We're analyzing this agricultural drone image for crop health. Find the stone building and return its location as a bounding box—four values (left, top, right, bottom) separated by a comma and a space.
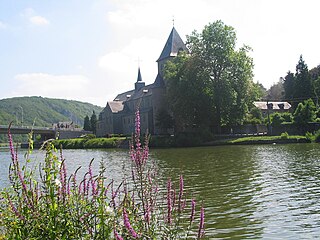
96, 27, 187, 136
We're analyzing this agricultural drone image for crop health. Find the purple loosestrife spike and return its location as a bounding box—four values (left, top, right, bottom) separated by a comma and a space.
178, 175, 184, 212
88, 159, 97, 196
7, 124, 16, 164
123, 208, 139, 239
114, 229, 123, 240
167, 178, 172, 225
8, 195, 24, 221
190, 199, 196, 223
198, 205, 205, 239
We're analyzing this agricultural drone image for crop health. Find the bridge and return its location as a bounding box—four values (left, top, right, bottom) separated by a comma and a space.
0, 125, 91, 141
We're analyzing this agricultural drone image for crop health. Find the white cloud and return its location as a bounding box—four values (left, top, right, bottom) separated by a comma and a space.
30, 16, 49, 26
13, 73, 92, 103
21, 8, 49, 26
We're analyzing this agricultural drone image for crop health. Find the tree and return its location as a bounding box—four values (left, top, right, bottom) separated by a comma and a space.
165, 52, 213, 131
166, 20, 254, 133
283, 71, 295, 100
295, 55, 313, 101
90, 111, 97, 134
293, 99, 316, 125
155, 109, 174, 133
267, 79, 284, 101
83, 115, 91, 131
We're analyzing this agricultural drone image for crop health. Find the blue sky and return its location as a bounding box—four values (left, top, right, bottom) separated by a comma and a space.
1, 0, 320, 106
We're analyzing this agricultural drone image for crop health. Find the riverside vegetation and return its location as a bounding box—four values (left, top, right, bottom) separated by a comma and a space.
0, 109, 205, 239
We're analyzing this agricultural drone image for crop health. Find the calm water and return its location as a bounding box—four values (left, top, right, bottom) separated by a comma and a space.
1, 144, 320, 239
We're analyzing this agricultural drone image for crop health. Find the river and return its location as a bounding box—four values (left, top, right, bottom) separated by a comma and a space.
1, 143, 320, 239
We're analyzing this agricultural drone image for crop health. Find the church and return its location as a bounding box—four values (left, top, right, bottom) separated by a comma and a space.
96, 27, 187, 137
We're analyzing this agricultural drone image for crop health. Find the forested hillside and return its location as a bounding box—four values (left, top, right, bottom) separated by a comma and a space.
0, 96, 103, 128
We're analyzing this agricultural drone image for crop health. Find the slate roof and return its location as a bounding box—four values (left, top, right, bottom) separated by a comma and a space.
254, 101, 291, 110
107, 101, 124, 113
157, 27, 187, 62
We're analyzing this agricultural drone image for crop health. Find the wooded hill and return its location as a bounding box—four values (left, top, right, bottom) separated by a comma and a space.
0, 96, 103, 128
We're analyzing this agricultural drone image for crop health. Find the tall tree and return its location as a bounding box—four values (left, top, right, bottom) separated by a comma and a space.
186, 20, 254, 132
294, 55, 313, 101
165, 52, 213, 131
90, 111, 97, 134
83, 115, 91, 131
283, 71, 295, 100
267, 79, 284, 101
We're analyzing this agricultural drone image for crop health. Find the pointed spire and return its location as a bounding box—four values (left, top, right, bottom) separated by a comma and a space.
157, 27, 187, 62
137, 67, 142, 82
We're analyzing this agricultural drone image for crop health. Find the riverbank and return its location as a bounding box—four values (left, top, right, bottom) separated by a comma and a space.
35, 133, 312, 149
53, 137, 127, 149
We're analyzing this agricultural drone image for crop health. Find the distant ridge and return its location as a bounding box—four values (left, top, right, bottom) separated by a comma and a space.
0, 96, 103, 128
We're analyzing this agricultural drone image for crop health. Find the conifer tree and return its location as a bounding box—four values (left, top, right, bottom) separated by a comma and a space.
83, 115, 91, 131
90, 111, 97, 134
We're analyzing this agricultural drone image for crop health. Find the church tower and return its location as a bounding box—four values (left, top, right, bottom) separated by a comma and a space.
156, 27, 187, 78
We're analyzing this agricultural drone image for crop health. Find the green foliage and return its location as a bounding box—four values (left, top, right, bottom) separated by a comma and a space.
305, 131, 314, 142
314, 130, 320, 142
281, 112, 293, 122
283, 56, 313, 108
83, 115, 91, 131
155, 109, 175, 132
90, 111, 97, 134
244, 106, 263, 124
270, 112, 284, 126
280, 132, 289, 139
54, 137, 125, 149
229, 135, 307, 144
0, 96, 102, 142
293, 99, 316, 125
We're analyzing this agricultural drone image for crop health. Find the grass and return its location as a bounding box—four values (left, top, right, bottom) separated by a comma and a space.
53, 137, 126, 149
229, 135, 307, 144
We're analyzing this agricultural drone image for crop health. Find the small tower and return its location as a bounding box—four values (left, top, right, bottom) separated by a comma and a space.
135, 67, 145, 91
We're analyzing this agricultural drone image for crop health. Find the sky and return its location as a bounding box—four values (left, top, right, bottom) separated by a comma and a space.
1, 0, 320, 107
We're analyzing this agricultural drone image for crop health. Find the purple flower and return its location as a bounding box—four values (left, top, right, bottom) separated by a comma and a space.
167, 178, 172, 225
88, 159, 97, 196
123, 208, 139, 238
198, 205, 205, 239
114, 229, 123, 240
178, 175, 184, 212
190, 199, 196, 223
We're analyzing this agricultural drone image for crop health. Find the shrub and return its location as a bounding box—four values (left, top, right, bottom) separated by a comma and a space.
305, 131, 314, 142
280, 132, 289, 140
314, 129, 320, 143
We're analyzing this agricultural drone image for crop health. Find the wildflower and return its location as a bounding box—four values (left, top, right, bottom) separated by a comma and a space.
167, 178, 172, 225
123, 208, 139, 238
190, 199, 196, 223
114, 229, 123, 240
198, 205, 205, 239
178, 175, 184, 212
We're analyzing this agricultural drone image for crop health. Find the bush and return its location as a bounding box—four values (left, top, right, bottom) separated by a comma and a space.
314, 129, 320, 143
305, 131, 314, 142
280, 132, 289, 140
